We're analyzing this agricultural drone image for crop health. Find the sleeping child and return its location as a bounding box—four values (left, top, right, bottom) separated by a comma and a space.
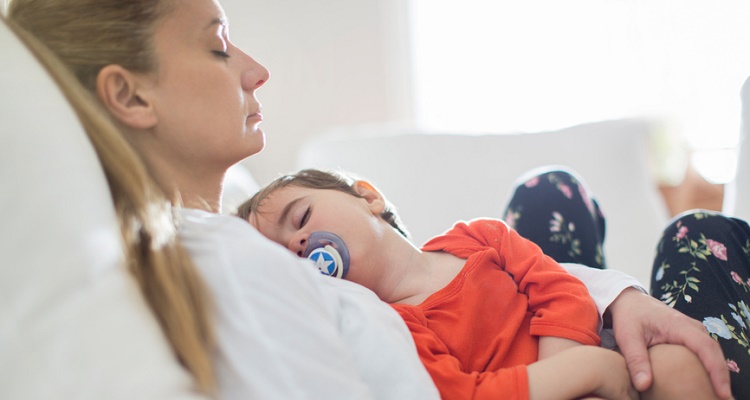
236, 168, 717, 400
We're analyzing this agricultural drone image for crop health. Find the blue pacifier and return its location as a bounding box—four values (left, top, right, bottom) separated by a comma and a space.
303, 231, 350, 279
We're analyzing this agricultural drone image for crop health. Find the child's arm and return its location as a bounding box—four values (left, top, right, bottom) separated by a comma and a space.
528, 346, 637, 400
398, 308, 636, 400
452, 220, 600, 346
537, 336, 582, 360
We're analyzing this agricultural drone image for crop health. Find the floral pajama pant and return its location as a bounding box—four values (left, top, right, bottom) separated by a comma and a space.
502, 168, 750, 398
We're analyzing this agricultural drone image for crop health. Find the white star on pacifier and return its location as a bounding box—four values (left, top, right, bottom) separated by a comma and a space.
311, 251, 334, 274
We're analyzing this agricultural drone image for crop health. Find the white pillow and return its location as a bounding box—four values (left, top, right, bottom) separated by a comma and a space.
221, 162, 260, 215
724, 76, 750, 221
0, 18, 206, 399
298, 120, 669, 287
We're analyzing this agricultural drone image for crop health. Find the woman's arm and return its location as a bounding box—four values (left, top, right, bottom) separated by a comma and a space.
608, 288, 730, 399
565, 264, 731, 400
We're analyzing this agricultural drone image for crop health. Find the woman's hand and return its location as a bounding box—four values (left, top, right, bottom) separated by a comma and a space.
528, 346, 637, 400
607, 288, 732, 400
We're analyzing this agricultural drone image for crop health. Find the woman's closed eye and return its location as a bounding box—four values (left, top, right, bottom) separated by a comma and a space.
212, 49, 230, 59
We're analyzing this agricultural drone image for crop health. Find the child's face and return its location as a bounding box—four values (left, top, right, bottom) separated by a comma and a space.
248, 185, 387, 285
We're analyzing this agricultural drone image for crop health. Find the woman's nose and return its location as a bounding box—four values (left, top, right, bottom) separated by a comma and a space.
289, 234, 308, 258
240, 54, 270, 92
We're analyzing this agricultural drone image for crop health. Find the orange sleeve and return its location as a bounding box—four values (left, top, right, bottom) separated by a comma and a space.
425, 219, 600, 345
397, 307, 530, 400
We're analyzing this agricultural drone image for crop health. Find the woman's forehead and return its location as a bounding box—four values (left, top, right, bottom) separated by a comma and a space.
156, 0, 227, 36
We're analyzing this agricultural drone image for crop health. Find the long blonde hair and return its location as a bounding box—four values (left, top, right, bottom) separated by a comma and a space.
5, 0, 215, 393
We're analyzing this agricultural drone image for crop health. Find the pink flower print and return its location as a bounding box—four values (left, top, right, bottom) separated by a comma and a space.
557, 183, 573, 199
524, 177, 540, 188
675, 226, 688, 240
732, 271, 743, 285
707, 239, 728, 261
727, 359, 740, 373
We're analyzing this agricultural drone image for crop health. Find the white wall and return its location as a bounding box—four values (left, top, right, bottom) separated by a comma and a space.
221, 0, 413, 184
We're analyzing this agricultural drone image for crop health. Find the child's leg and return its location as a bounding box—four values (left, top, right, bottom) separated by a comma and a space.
650, 211, 750, 398
641, 344, 717, 400
503, 167, 606, 269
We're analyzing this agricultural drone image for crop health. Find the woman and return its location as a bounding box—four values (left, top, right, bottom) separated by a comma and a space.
4, 0, 735, 398
6, 1, 436, 399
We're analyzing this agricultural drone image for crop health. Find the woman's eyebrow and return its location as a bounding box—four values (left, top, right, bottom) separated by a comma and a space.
278, 197, 306, 225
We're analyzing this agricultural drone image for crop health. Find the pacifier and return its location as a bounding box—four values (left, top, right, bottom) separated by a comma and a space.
303, 231, 350, 279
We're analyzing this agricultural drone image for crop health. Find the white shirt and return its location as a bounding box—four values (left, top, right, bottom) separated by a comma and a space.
177, 209, 645, 398
561, 263, 646, 349
177, 209, 439, 400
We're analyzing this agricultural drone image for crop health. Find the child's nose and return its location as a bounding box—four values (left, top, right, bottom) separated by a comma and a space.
290, 236, 307, 258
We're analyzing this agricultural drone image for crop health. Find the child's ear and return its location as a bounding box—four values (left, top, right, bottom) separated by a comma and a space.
353, 180, 386, 214
95, 65, 157, 130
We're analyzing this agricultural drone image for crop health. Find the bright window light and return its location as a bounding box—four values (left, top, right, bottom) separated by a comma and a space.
692, 149, 738, 184
408, 0, 750, 183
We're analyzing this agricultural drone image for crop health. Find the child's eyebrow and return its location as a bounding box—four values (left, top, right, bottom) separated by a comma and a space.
278, 196, 306, 225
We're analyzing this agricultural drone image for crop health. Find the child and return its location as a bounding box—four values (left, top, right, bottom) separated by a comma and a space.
238, 168, 718, 400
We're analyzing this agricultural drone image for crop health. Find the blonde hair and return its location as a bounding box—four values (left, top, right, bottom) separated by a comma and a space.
6, 0, 215, 393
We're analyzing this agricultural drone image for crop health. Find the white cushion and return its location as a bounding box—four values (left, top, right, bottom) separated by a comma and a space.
724, 76, 750, 221
0, 17, 205, 399
221, 162, 260, 215
298, 120, 669, 287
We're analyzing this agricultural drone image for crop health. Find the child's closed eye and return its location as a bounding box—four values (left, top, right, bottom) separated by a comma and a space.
298, 206, 311, 229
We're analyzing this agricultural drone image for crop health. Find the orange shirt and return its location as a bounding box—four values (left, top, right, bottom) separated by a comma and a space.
392, 219, 599, 400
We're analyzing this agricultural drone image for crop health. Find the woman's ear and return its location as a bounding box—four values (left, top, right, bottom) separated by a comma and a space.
95, 65, 157, 129
353, 180, 386, 214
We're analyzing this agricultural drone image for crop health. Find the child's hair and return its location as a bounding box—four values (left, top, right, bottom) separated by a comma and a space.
237, 169, 411, 239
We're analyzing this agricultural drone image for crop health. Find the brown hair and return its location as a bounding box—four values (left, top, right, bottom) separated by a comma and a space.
237, 169, 410, 239
6, 0, 215, 393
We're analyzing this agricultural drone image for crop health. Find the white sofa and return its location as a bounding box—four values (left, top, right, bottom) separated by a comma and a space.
297, 120, 671, 287
724, 76, 750, 222
0, 16, 206, 399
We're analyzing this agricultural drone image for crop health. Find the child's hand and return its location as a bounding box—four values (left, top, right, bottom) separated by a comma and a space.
587, 348, 638, 400
528, 346, 637, 400
537, 336, 582, 360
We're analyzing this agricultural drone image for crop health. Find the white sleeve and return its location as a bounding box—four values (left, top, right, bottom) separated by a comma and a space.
178, 210, 438, 400
560, 263, 647, 349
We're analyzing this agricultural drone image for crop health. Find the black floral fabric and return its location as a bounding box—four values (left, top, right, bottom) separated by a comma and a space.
503, 168, 750, 397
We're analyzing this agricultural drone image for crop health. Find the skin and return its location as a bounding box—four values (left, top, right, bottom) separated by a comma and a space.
249, 182, 465, 302
91, 0, 732, 397
97, 0, 269, 212
608, 288, 732, 399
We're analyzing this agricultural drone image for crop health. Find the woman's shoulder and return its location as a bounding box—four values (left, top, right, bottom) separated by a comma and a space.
175, 208, 306, 278
177, 208, 256, 235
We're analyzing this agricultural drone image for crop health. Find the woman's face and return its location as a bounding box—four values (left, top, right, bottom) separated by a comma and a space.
144, 0, 269, 173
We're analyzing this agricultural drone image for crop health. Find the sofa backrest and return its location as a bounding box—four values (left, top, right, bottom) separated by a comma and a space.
724, 76, 750, 222
0, 16, 205, 399
298, 119, 669, 287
